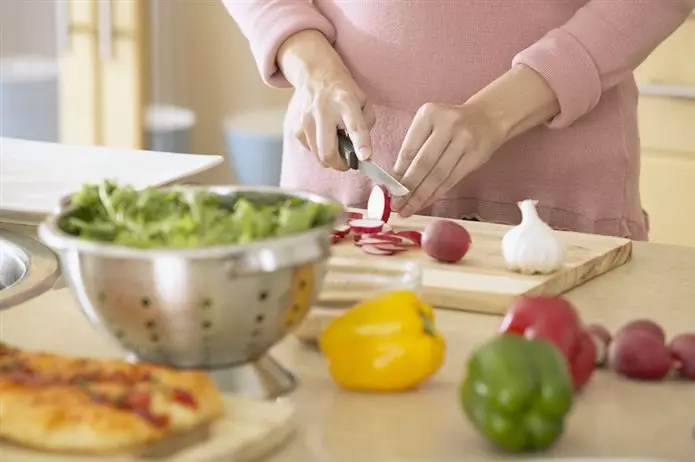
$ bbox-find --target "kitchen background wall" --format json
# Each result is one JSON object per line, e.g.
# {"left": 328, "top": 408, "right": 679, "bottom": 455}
{"left": 0, "top": 0, "right": 290, "bottom": 183}
{"left": 2, "top": 1, "right": 694, "bottom": 246}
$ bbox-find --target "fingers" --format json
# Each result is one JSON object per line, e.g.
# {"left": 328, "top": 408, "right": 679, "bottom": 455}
{"left": 295, "top": 119, "right": 317, "bottom": 156}
{"left": 424, "top": 145, "right": 483, "bottom": 208}
{"left": 362, "top": 103, "right": 376, "bottom": 130}
{"left": 315, "top": 111, "right": 348, "bottom": 171}
{"left": 290, "top": 75, "right": 374, "bottom": 171}
{"left": 340, "top": 97, "right": 372, "bottom": 161}
{"left": 393, "top": 112, "right": 432, "bottom": 180}
{"left": 396, "top": 130, "right": 451, "bottom": 198}
{"left": 399, "top": 137, "right": 468, "bottom": 216}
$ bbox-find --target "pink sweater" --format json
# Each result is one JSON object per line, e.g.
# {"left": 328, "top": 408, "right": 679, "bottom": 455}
{"left": 224, "top": 1, "right": 694, "bottom": 240}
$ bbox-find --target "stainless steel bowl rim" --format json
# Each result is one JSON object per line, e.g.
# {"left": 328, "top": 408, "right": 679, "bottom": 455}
{"left": 0, "top": 229, "right": 61, "bottom": 309}
{"left": 39, "top": 185, "right": 346, "bottom": 260}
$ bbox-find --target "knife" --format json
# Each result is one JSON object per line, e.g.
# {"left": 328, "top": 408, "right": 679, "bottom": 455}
{"left": 337, "top": 131, "right": 410, "bottom": 197}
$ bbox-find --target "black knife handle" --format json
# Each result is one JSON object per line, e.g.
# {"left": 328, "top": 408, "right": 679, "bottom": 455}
{"left": 337, "top": 130, "right": 359, "bottom": 170}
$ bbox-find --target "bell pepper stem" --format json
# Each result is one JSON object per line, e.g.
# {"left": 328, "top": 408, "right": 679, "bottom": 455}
{"left": 419, "top": 309, "right": 435, "bottom": 336}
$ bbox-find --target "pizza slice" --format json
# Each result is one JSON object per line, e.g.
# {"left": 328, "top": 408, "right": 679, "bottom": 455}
{"left": 0, "top": 342, "right": 224, "bottom": 454}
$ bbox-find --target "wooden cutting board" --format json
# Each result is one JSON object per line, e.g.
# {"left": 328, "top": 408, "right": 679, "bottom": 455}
{"left": 323, "top": 210, "right": 632, "bottom": 315}
{"left": 0, "top": 395, "right": 295, "bottom": 462}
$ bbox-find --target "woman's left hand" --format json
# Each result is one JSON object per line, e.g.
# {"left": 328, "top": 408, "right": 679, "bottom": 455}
{"left": 390, "top": 102, "right": 505, "bottom": 217}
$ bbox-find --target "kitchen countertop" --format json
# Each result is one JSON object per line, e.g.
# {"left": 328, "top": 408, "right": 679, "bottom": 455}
{"left": 1, "top": 241, "right": 694, "bottom": 461}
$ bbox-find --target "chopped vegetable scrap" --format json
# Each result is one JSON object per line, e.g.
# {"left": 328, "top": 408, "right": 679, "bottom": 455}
{"left": 331, "top": 185, "right": 471, "bottom": 262}
{"left": 60, "top": 180, "right": 341, "bottom": 248}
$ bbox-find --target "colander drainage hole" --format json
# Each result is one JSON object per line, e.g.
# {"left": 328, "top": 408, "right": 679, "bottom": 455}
{"left": 141, "top": 297, "right": 151, "bottom": 308}
{"left": 150, "top": 334, "right": 159, "bottom": 343}
{"left": 98, "top": 292, "right": 107, "bottom": 303}
{"left": 146, "top": 320, "right": 156, "bottom": 329}
{"left": 255, "top": 314, "right": 265, "bottom": 323}
{"left": 201, "top": 320, "right": 212, "bottom": 329}
{"left": 201, "top": 298, "right": 213, "bottom": 310}
{"left": 115, "top": 330, "right": 125, "bottom": 339}
{"left": 251, "top": 329, "right": 261, "bottom": 337}
{"left": 257, "top": 290, "right": 269, "bottom": 301}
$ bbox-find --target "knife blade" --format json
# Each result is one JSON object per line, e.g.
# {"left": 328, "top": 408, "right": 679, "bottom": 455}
{"left": 337, "top": 131, "right": 410, "bottom": 197}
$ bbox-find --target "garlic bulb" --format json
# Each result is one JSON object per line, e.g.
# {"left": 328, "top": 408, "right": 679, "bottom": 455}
{"left": 501, "top": 199, "right": 566, "bottom": 275}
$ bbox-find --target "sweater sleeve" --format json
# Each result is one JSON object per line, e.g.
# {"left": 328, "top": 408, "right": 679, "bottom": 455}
{"left": 222, "top": 0, "right": 337, "bottom": 88}
{"left": 512, "top": 1, "right": 695, "bottom": 128}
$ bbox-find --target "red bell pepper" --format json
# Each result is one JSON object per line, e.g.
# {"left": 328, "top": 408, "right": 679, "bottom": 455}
{"left": 499, "top": 296, "right": 597, "bottom": 391}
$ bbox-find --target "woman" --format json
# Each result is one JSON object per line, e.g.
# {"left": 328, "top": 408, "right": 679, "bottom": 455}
{"left": 223, "top": 1, "right": 694, "bottom": 240}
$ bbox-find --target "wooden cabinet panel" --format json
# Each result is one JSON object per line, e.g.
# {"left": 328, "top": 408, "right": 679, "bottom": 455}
{"left": 635, "top": 17, "right": 695, "bottom": 247}
{"left": 635, "top": 16, "right": 695, "bottom": 86}
{"left": 640, "top": 149, "right": 695, "bottom": 247}
{"left": 638, "top": 97, "right": 695, "bottom": 154}
{"left": 100, "top": 1, "right": 148, "bottom": 148}
{"left": 101, "top": 37, "right": 145, "bottom": 148}
{"left": 58, "top": 32, "right": 100, "bottom": 145}
{"left": 58, "top": 0, "right": 148, "bottom": 148}
{"left": 112, "top": 0, "right": 139, "bottom": 32}
{"left": 69, "top": 0, "right": 96, "bottom": 28}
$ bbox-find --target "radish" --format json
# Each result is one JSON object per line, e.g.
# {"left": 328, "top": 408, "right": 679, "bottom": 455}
{"left": 349, "top": 219, "right": 385, "bottom": 234}
{"left": 361, "top": 244, "right": 397, "bottom": 256}
{"left": 331, "top": 234, "right": 344, "bottom": 245}
{"left": 366, "top": 233, "right": 404, "bottom": 244}
{"left": 366, "top": 185, "right": 391, "bottom": 222}
{"left": 615, "top": 319, "right": 665, "bottom": 344}
{"left": 332, "top": 225, "right": 351, "bottom": 238}
{"left": 586, "top": 324, "right": 612, "bottom": 367}
{"left": 608, "top": 330, "right": 673, "bottom": 381}
{"left": 669, "top": 333, "right": 695, "bottom": 379}
{"left": 421, "top": 220, "right": 471, "bottom": 263}
{"left": 347, "top": 211, "right": 364, "bottom": 220}
{"left": 373, "top": 243, "right": 408, "bottom": 253}
{"left": 395, "top": 230, "right": 422, "bottom": 247}
{"left": 355, "top": 237, "right": 399, "bottom": 247}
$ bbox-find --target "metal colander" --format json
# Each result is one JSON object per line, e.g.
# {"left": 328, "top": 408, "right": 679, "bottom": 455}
{"left": 38, "top": 186, "right": 341, "bottom": 370}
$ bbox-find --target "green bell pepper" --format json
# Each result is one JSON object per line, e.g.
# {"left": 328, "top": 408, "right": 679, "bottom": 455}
{"left": 460, "top": 334, "right": 574, "bottom": 452}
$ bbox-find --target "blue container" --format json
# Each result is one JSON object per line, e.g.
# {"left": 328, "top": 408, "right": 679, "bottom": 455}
{"left": 0, "top": 56, "right": 58, "bottom": 142}
{"left": 146, "top": 105, "right": 195, "bottom": 153}
{"left": 223, "top": 107, "right": 286, "bottom": 186}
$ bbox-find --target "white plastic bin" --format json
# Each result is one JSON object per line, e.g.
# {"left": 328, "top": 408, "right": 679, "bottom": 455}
{"left": 146, "top": 105, "right": 196, "bottom": 153}
{"left": 0, "top": 56, "right": 58, "bottom": 142}
{"left": 223, "top": 107, "right": 287, "bottom": 186}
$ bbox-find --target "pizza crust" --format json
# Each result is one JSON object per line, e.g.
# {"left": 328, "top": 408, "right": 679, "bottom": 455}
{"left": 0, "top": 384, "right": 164, "bottom": 453}
{"left": 0, "top": 344, "right": 224, "bottom": 454}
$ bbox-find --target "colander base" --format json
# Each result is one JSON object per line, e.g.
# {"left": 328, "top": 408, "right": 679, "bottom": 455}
{"left": 126, "top": 353, "right": 297, "bottom": 400}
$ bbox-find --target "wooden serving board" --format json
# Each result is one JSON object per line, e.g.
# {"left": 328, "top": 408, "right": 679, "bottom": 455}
{"left": 323, "top": 210, "right": 632, "bottom": 315}
{"left": 1, "top": 395, "right": 295, "bottom": 462}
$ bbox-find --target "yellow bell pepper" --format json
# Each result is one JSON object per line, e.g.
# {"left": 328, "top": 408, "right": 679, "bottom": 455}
{"left": 319, "top": 290, "right": 446, "bottom": 392}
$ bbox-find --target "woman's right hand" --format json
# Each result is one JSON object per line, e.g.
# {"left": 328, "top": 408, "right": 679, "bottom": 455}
{"left": 278, "top": 31, "right": 375, "bottom": 171}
